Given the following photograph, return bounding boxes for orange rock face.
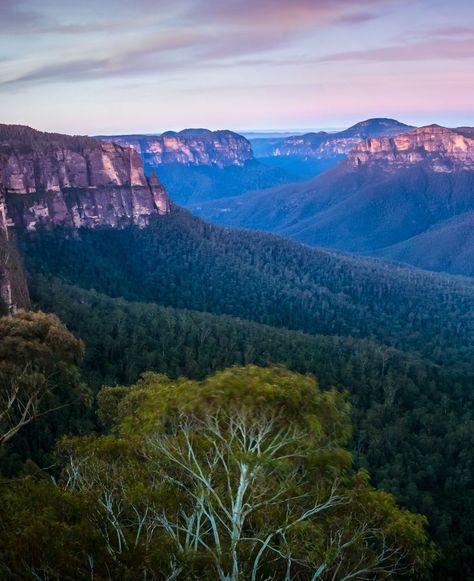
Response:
[0,124,170,230]
[100,129,253,168]
[350,125,474,172]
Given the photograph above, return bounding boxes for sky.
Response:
[1,0,474,134]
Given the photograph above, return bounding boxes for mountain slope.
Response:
[378,211,474,275]
[6,122,472,365]
[152,160,293,205]
[274,118,415,158]
[193,125,474,276]
[19,206,474,369]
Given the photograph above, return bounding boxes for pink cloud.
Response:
[319,37,474,62]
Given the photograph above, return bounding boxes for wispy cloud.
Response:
[0,2,46,33]
[194,0,398,25]
[1,0,473,132]
[319,37,474,62]
[0,0,403,87]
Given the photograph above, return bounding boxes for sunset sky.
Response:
[1,0,474,134]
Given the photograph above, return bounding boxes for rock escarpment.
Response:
[99,129,253,168]
[274,118,414,159]
[0,182,29,312]
[0,124,170,231]
[349,125,474,172]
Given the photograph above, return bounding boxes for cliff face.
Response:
[0,185,12,310]
[0,124,170,231]
[0,183,29,312]
[99,129,253,168]
[349,125,474,172]
[274,118,414,159]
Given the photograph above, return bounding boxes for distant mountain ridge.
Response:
[274,118,414,159]
[97,128,295,206]
[249,118,414,180]
[250,118,413,158]
[192,123,474,276]
[97,129,253,168]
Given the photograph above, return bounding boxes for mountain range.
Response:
[96,128,253,168]
[101,119,415,203]
[250,118,414,179]
[1,122,474,576]
[0,124,170,231]
[193,124,474,276]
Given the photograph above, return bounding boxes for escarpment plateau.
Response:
[98,129,253,168]
[0,124,170,231]
[350,125,474,172]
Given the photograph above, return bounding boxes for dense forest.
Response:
[0,207,472,578]
[18,207,474,370]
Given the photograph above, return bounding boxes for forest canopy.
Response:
[0,366,436,580]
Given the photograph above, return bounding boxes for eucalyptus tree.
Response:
[61,366,435,580]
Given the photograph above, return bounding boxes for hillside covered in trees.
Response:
[19,208,474,370]
[2,205,471,579]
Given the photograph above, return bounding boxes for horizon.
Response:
[4,117,474,139]
[1,0,474,134]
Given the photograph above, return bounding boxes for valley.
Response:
[191,124,474,276]
[0,121,472,579]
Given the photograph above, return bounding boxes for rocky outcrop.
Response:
[349,125,474,172]
[0,124,170,231]
[99,129,253,168]
[0,182,29,312]
[274,118,414,159]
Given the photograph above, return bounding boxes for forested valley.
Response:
[0,206,472,579]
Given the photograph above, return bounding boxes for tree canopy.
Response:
[0,366,435,580]
[0,310,86,449]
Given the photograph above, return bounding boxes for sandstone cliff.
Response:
[274,118,413,159]
[99,129,253,168]
[0,124,170,231]
[0,183,29,312]
[349,125,474,172]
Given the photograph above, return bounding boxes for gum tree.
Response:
[62,366,435,580]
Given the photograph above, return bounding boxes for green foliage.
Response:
[13,209,474,578]
[108,365,351,445]
[18,209,474,370]
[0,366,436,580]
[28,278,474,579]
[0,310,91,475]
[0,477,103,580]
